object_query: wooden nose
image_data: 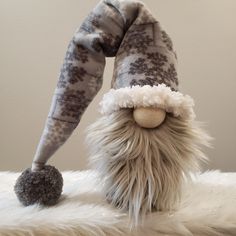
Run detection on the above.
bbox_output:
[133,107,166,128]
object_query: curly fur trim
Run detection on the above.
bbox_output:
[99,84,195,119]
[86,109,211,225]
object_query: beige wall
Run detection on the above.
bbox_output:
[0,0,236,171]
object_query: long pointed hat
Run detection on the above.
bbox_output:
[14,0,201,208]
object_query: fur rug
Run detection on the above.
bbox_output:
[0,170,236,236]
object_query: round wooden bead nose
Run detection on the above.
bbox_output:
[133,107,166,128]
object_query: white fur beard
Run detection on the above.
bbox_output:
[86,109,211,225]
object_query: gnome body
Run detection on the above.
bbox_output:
[15,0,210,224]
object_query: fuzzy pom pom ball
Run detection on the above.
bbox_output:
[14,165,63,206]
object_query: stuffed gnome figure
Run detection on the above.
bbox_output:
[14,0,210,223]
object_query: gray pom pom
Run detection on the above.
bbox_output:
[14,165,63,206]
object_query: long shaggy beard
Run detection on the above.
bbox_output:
[86,109,211,225]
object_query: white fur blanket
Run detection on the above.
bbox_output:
[0,170,236,236]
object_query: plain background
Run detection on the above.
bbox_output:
[0,0,235,172]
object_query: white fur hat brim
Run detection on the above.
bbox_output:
[99,84,195,120]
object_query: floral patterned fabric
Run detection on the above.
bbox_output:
[32,0,178,169]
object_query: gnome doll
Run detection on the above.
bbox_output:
[15,0,210,223]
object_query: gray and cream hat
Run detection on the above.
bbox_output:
[15,0,194,206]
